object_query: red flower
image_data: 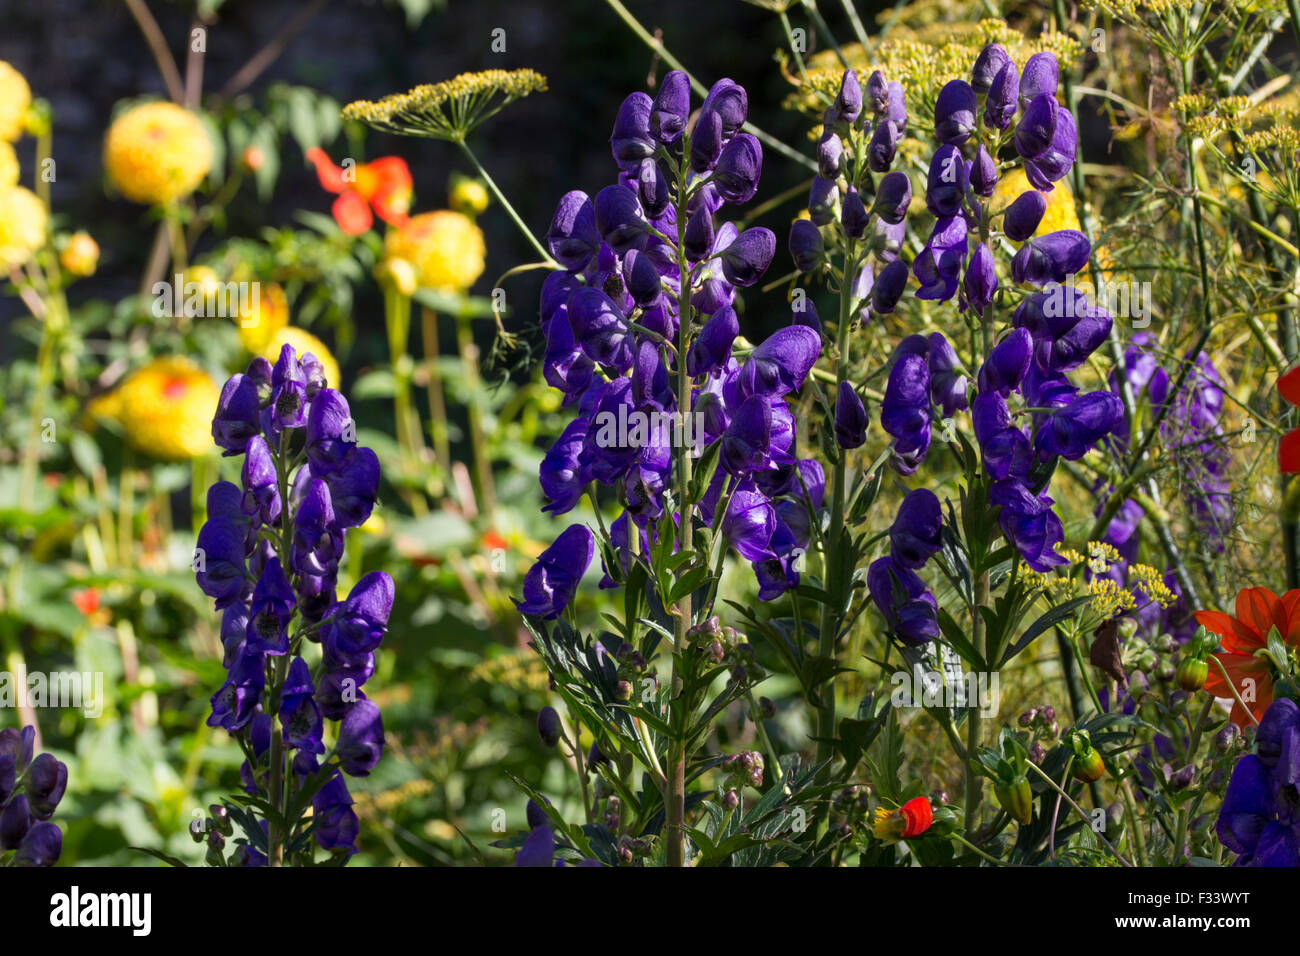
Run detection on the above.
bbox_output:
[898,796,933,837]
[72,588,100,616]
[1195,586,1300,726]
[305,148,412,236]
[1278,366,1300,472]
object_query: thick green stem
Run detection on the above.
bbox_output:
[964,572,988,833]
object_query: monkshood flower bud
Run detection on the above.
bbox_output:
[336,698,385,777]
[687,305,739,377]
[195,517,248,609]
[969,145,998,197]
[842,186,869,239]
[835,381,868,449]
[701,78,749,138]
[270,343,308,430]
[881,352,931,474]
[301,352,327,399]
[1003,189,1047,241]
[547,191,600,271]
[720,227,776,287]
[817,127,843,178]
[962,242,998,316]
[928,332,968,416]
[594,184,647,255]
[934,79,977,145]
[683,204,715,263]
[715,133,763,204]
[610,91,655,169]
[1016,94,1058,162]
[972,392,1032,480]
[789,219,824,273]
[650,70,690,144]
[691,109,724,173]
[865,70,889,115]
[867,556,938,644]
[913,216,968,301]
[728,326,821,402]
[213,373,261,456]
[516,523,596,619]
[872,258,910,314]
[990,479,1068,571]
[537,706,562,747]
[971,43,1010,94]
[978,328,1033,396]
[1012,230,1091,286]
[808,176,838,226]
[526,798,550,829]
[926,145,968,217]
[569,286,634,371]
[1019,52,1059,108]
[722,482,776,561]
[25,753,67,821]
[985,61,1019,130]
[890,489,942,569]
[1035,391,1125,460]
[633,159,671,218]
[1013,287,1113,372]
[886,80,908,131]
[832,68,863,124]
[867,119,899,173]
[871,171,912,226]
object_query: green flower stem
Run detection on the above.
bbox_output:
[456,311,497,516]
[456,140,556,265]
[602,0,820,173]
[1026,760,1132,866]
[838,0,871,53]
[746,690,783,783]
[420,306,452,475]
[383,284,428,515]
[963,571,988,834]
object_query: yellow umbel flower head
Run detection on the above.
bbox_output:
[0,140,18,192]
[0,186,47,270]
[234,282,289,354]
[383,210,486,292]
[262,326,341,392]
[0,62,31,142]
[103,102,213,205]
[88,357,219,461]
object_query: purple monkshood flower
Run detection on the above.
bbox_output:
[1013,287,1113,373]
[594,184,648,255]
[868,556,938,645]
[0,734,65,866]
[934,79,977,145]
[1217,699,1300,865]
[969,145,998,197]
[650,70,690,144]
[569,286,634,372]
[610,92,654,170]
[808,176,838,226]
[195,517,248,610]
[516,524,596,619]
[312,772,360,855]
[325,446,380,529]
[962,242,998,316]
[213,373,261,456]
[872,259,910,314]
[978,328,1033,396]
[890,489,942,569]
[723,481,776,562]
[1003,190,1047,242]
[872,171,911,225]
[279,656,325,755]
[242,435,281,527]
[700,78,748,138]
[971,43,1010,94]
[245,558,295,655]
[1019,52,1059,107]
[715,134,763,204]
[336,699,385,777]
[1034,391,1125,461]
[540,417,588,516]
[928,333,968,416]
[1011,230,1092,286]
[832,68,862,124]
[881,352,931,474]
[728,326,821,403]
[985,60,1019,130]
[914,216,968,302]
[719,227,776,287]
[867,120,899,172]
[990,479,1068,571]
[269,344,308,430]
[789,219,824,273]
[973,392,1033,481]
[322,571,395,658]
[926,145,968,218]
[547,191,600,271]
[305,389,356,476]
[835,381,868,449]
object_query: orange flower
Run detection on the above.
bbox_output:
[72,588,100,616]
[1278,366,1300,473]
[1195,586,1300,726]
[871,796,932,840]
[305,148,411,236]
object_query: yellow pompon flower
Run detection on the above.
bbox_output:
[0,62,31,143]
[234,282,289,354]
[262,326,341,393]
[449,176,490,217]
[0,186,47,270]
[0,140,18,192]
[103,102,213,205]
[383,210,485,293]
[88,357,219,461]
[60,231,99,277]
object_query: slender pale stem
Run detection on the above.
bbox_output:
[457,140,556,264]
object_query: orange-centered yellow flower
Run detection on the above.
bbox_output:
[87,357,219,461]
[103,102,213,205]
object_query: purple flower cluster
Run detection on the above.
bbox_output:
[0,726,65,867]
[202,343,390,860]
[868,489,943,644]
[1218,698,1300,865]
[527,73,824,608]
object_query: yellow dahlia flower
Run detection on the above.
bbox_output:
[0,62,30,143]
[88,357,219,460]
[60,231,99,277]
[262,326,341,392]
[0,140,18,192]
[103,102,213,205]
[234,282,289,354]
[383,210,485,293]
[0,186,47,270]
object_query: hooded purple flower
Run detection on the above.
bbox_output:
[832,69,863,124]
[928,332,968,416]
[547,191,600,271]
[269,344,308,430]
[990,479,1068,571]
[872,258,910,314]
[881,352,931,473]
[12,821,61,867]
[650,70,690,144]
[890,489,942,569]
[971,43,1010,94]
[610,92,655,169]
[688,306,740,378]
[279,656,325,755]
[867,120,899,172]
[701,78,749,138]
[207,645,265,732]
[808,176,838,226]
[241,435,281,527]
[728,326,821,402]
[305,388,356,476]
[245,557,295,656]
[691,109,724,173]
[978,328,1033,396]
[313,772,360,854]
[24,753,67,820]
[195,517,248,610]
[913,216,968,302]
[985,61,1019,130]
[291,477,342,585]
[871,171,912,225]
[842,186,869,240]
[1013,287,1113,372]
[325,446,380,528]
[324,571,395,658]
[594,184,647,255]
[1035,391,1125,461]
[969,145,998,198]
[337,698,385,777]
[722,395,782,476]
[972,392,1032,481]
[213,373,261,456]
[720,227,776,287]
[1003,189,1047,242]
[789,219,824,273]
[962,242,998,316]
[868,556,938,644]
[722,482,776,562]
[926,145,968,218]
[1025,106,1077,191]
[540,417,588,516]
[1019,52,1059,106]
[569,286,634,371]
[934,80,977,145]
[715,134,763,204]
[516,524,595,619]
[1015,94,1059,162]
[835,381,868,449]
[1011,230,1091,286]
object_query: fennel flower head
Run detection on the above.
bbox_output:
[383,210,485,292]
[0,61,31,142]
[103,102,213,205]
[87,356,219,461]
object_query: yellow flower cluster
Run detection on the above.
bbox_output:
[103,102,212,206]
[1129,562,1176,608]
[0,61,30,142]
[350,778,435,815]
[990,167,1082,237]
[0,61,45,272]
[467,651,551,694]
[86,356,219,461]
[383,210,486,293]
[343,69,548,142]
